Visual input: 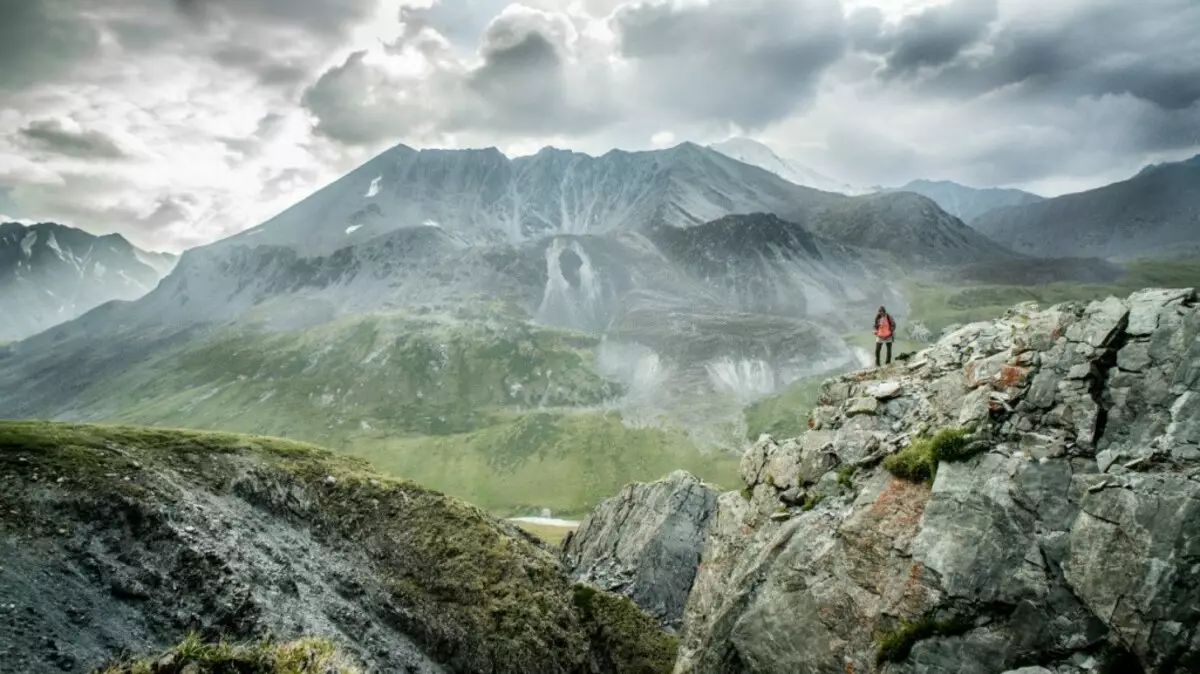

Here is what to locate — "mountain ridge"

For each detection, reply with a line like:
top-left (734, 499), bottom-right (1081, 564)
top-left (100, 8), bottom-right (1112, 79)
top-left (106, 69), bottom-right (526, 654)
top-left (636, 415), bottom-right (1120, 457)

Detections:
top-left (887, 178), bottom-right (1045, 223)
top-left (972, 155), bottom-right (1200, 259)
top-left (0, 221), bottom-right (178, 342)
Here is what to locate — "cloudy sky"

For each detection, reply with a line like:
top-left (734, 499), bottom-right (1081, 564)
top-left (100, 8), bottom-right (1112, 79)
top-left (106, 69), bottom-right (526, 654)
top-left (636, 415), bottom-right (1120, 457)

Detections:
top-left (2, 0), bottom-right (1198, 252)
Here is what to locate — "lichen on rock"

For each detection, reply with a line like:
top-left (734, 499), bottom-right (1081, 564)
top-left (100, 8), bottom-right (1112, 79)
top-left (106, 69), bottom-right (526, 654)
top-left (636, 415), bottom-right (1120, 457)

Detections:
top-left (675, 288), bottom-right (1200, 674)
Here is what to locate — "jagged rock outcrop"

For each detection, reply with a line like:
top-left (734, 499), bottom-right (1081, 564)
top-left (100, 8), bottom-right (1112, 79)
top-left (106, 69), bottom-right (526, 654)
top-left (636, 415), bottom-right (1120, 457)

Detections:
top-left (675, 288), bottom-right (1200, 674)
top-left (563, 470), bottom-right (718, 632)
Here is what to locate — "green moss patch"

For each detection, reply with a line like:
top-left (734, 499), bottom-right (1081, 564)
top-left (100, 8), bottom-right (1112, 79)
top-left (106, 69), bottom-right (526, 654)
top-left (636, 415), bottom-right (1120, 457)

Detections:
top-left (3, 421), bottom-right (678, 674)
top-left (882, 427), bottom-right (981, 484)
top-left (875, 615), bottom-right (973, 665)
top-left (95, 634), bottom-right (357, 673)
top-left (572, 584), bottom-right (677, 674)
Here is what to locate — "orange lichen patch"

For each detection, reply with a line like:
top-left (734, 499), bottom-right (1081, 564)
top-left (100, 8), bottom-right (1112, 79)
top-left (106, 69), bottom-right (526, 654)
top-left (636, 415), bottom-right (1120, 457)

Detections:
top-left (905, 562), bottom-right (924, 589)
top-left (869, 477), bottom-right (931, 525)
top-left (996, 364), bottom-right (1030, 389)
top-left (838, 478), bottom-right (933, 598)
top-left (1051, 326), bottom-right (1064, 341)
top-left (845, 662), bottom-right (855, 674)
top-left (963, 361), bottom-right (980, 387)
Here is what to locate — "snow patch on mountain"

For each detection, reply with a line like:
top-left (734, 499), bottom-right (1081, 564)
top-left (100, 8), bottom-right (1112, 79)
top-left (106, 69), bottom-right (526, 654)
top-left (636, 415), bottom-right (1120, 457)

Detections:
top-left (365, 176), bottom-right (381, 198)
top-left (20, 231), bottom-right (36, 258)
top-left (346, 225), bottom-right (363, 235)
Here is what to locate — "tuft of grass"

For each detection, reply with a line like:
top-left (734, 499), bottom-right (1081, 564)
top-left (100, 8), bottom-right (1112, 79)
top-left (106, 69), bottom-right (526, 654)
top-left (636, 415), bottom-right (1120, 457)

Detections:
top-left (572, 584), bottom-right (677, 673)
top-left (95, 633), bottom-right (358, 673)
top-left (882, 427), bottom-right (980, 484)
top-left (875, 615), bottom-right (973, 665)
top-left (836, 465), bottom-right (856, 489)
top-left (800, 492), bottom-right (824, 512)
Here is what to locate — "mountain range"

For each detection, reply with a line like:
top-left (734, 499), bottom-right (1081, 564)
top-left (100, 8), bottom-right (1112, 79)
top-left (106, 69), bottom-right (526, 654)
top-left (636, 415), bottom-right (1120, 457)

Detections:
top-left (0, 222), bottom-right (176, 343)
top-left (886, 179), bottom-right (1045, 223)
top-left (2, 140), bottom-right (1198, 516)
top-left (972, 154), bottom-right (1200, 259)
top-left (0, 142), bottom-right (1005, 513)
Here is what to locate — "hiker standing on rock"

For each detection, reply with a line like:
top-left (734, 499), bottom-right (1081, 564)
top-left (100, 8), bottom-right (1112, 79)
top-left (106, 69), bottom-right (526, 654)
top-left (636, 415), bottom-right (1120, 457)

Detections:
top-left (874, 306), bottom-right (896, 367)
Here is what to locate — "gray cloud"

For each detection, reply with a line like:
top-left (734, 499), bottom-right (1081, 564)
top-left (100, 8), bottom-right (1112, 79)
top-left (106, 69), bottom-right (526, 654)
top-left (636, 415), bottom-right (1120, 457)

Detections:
top-left (169, 0), bottom-right (377, 39)
top-left (17, 119), bottom-right (129, 160)
top-left (612, 0), bottom-right (846, 129)
top-left (3, 0), bottom-right (1199, 250)
top-left (301, 50), bottom-right (423, 146)
top-left (876, 0), bottom-right (998, 78)
top-left (878, 0), bottom-right (1200, 112)
top-left (211, 44), bottom-right (311, 87)
top-left (0, 0), bottom-right (102, 90)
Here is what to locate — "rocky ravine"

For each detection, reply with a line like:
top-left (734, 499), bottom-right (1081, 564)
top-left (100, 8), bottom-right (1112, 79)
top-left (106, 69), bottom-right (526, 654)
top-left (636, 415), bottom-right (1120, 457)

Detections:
top-left (0, 424), bottom-right (675, 674)
top-left (578, 288), bottom-right (1198, 673)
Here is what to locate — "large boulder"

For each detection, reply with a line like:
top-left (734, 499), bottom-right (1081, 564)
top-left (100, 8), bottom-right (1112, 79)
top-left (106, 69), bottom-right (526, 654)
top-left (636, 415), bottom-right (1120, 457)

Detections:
top-left (562, 470), bottom-right (718, 632)
top-left (676, 289), bottom-right (1200, 674)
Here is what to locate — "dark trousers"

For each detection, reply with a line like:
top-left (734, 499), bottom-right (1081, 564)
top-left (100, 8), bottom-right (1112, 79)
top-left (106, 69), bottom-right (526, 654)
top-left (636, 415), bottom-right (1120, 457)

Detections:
top-left (875, 341), bottom-right (892, 367)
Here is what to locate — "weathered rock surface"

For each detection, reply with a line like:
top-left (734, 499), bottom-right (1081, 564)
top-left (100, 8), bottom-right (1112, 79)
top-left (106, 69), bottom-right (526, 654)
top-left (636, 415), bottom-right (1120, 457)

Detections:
top-left (675, 289), bottom-right (1200, 674)
top-left (0, 424), bottom-right (676, 674)
top-left (562, 470), bottom-right (718, 632)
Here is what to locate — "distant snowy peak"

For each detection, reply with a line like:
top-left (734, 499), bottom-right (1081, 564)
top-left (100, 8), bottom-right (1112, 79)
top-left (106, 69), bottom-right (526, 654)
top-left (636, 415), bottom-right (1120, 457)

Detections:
top-left (708, 138), bottom-right (865, 196)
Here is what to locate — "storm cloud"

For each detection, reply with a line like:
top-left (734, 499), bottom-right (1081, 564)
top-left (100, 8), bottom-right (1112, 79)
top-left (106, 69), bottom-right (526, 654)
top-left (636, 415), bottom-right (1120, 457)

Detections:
top-left (0, 0), bottom-right (1196, 251)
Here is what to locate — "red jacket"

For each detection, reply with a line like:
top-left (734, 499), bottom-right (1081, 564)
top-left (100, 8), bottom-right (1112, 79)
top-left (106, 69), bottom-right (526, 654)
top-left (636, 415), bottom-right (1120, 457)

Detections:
top-left (874, 313), bottom-right (895, 338)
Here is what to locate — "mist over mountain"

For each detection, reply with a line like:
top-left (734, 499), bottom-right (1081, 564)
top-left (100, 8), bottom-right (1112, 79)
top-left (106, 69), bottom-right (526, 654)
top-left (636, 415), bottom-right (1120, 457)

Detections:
top-left (972, 154), bottom-right (1200, 259)
top-left (0, 141), bottom-right (1068, 515)
top-left (0, 222), bottom-right (177, 342)
top-left (708, 137), bottom-right (865, 196)
top-left (795, 191), bottom-right (1016, 265)
top-left (888, 179), bottom-right (1045, 223)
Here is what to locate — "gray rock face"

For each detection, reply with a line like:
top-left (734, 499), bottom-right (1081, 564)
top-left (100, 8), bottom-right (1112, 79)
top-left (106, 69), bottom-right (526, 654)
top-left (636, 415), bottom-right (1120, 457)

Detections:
top-left (563, 470), bottom-right (718, 632)
top-left (676, 288), bottom-right (1200, 674)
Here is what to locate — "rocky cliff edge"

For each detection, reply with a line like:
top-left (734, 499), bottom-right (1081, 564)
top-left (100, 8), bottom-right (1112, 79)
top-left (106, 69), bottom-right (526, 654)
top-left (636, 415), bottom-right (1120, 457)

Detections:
top-left (674, 288), bottom-right (1199, 674)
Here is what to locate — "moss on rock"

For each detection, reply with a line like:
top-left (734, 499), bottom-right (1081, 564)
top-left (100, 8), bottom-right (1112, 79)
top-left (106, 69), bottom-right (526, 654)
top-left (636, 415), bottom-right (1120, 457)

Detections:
top-left (95, 634), bottom-right (358, 673)
top-left (572, 584), bottom-right (678, 674)
top-left (1, 421), bottom-right (676, 674)
top-left (882, 426), bottom-right (981, 484)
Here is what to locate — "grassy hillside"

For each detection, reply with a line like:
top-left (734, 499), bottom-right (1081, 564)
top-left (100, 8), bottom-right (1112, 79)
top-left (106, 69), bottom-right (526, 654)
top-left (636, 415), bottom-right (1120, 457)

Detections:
top-left (346, 410), bottom-right (738, 517)
top-left (54, 310), bottom-right (738, 516)
top-left (909, 257), bottom-right (1200, 336)
top-left (0, 421), bottom-right (677, 673)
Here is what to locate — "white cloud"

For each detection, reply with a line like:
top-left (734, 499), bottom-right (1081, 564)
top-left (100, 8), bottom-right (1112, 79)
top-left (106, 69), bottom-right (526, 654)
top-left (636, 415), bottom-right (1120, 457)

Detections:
top-left (0, 0), bottom-right (1196, 252)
